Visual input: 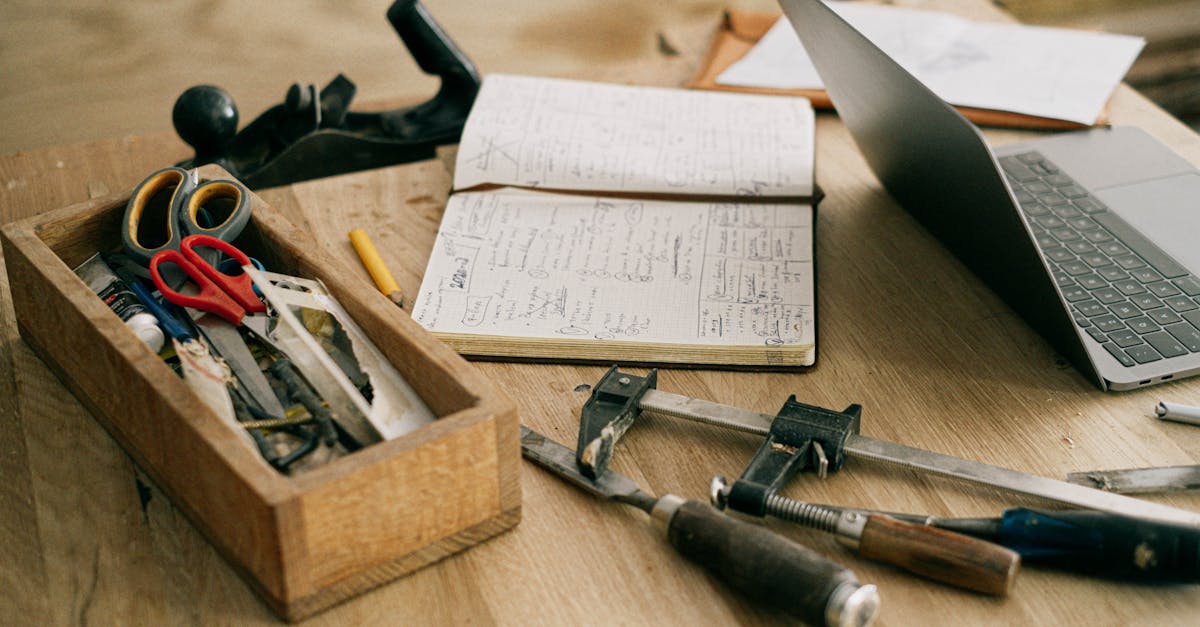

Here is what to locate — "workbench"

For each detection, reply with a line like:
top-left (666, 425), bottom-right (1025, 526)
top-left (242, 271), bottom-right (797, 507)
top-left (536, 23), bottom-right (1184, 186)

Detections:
top-left (3, 1), bottom-right (1199, 624)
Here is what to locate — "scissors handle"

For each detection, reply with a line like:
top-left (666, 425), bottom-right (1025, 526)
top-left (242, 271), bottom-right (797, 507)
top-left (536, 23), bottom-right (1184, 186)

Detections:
top-left (180, 179), bottom-right (252, 241)
top-left (180, 235), bottom-right (267, 315)
top-left (122, 167), bottom-right (194, 266)
top-left (150, 249), bottom-right (246, 324)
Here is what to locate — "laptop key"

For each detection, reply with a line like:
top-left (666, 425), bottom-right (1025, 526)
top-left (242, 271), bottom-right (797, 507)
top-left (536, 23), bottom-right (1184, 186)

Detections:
top-left (1023, 203), bottom-right (1050, 217)
top-left (1098, 241), bottom-right (1129, 256)
top-left (1077, 274), bottom-right (1106, 290)
top-left (1113, 279), bottom-right (1147, 296)
top-left (1061, 285), bottom-right (1089, 302)
top-left (1046, 174), bottom-right (1075, 187)
top-left (1164, 295), bottom-right (1198, 312)
top-left (1130, 293), bottom-right (1163, 310)
top-left (1148, 281), bottom-right (1182, 297)
top-left (1075, 300), bottom-right (1107, 317)
top-left (1035, 215), bottom-right (1067, 229)
top-left (1075, 314), bottom-right (1092, 327)
top-left (1107, 329), bottom-right (1143, 348)
top-left (1145, 331), bottom-right (1188, 358)
top-left (1000, 157), bottom-right (1039, 182)
top-left (1051, 228), bottom-right (1080, 242)
top-left (1092, 287), bottom-right (1125, 304)
top-left (1103, 342), bottom-right (1137, 366)
top-left (1114, 255), bottom-right (1146, 270)
top-left (1066, 241), bottom-right (1096, 254)
top-left (1130, 267), bottom-right (1163, 283)
top-left (1051, 205), bottom-right (1083, 219)
top-left (1165, 323), bottom-right (1200, 352)
top-left (1108, 302), bottom-right (1141, 319)
top-left (1124, 344), bottom-right (1161, 364)
top-left (1054, 272), bottom-right (1075, 288)
top-left (1059, 184), bottom-right (1088, 199)
top-left (1024, 181), bottom-right (1052, 194)
top-left (1128, 316), bottom-right (1161, 334)
top-left (1060, 260), bottom-right (1092, 276)
top-left (1097, 266), bottom-right (1129, 282)
top-left (1069, 217), bottom-right (1099, 232)
top-left (1040, 192), bottom-right (1069, 206)
top-left (1014, 189), bottom-right (1035, 204)
top-left (1086, 327), bottom-right (1108, 343)
top-left (1092, 314), bottom-right (1125, 333)
top-left (1183, 310), bottom-right (1200, 329)
top-left (1149, 308), bottom-right (1182, 326)
top-left (1082, 229), bottom-right (1113, 243)
top-left (1175, 276), bottom-right (1200, 296)
top-left (1045, 248), bottom-right (1075, 263)
top-left (1072, 197), bottom-right (1107, 214)
top-left (1091, 210), bottom-right (1190, 279)
top-left (1037, 233), bottom-right (1059, 248)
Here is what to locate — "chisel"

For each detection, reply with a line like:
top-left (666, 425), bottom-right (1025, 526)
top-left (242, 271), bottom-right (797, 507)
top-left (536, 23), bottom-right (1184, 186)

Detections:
top-left (520, 426), bottom-right (880, 627)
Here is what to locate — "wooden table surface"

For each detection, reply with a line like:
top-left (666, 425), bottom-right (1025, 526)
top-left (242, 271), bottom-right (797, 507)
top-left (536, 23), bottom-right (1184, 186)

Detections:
top-left (3, 1), bottom-right (1199, 625)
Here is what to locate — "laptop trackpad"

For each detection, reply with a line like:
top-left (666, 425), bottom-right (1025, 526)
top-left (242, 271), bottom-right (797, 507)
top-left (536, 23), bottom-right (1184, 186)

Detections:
top-left (1097, 173), bottom-right (1200, 274)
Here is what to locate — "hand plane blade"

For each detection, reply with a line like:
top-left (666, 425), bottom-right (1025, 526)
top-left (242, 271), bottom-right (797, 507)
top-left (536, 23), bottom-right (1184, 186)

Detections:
top-left (520, 426), bottom-right (653, 509)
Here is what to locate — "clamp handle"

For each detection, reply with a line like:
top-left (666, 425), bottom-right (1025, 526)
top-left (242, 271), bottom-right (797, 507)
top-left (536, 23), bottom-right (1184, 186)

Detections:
top-left (728, 398), bottom-right (861, 516)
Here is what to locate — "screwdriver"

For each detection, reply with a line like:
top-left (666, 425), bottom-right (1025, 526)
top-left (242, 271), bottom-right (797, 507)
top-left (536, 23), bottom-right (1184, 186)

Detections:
top-left (898, 507), bottom-right (1200, 581)
top-left (710, 477), bottom-right (1021, 595)
top-left (726, 493), bottom-right (1200, 582)
top-left (520, 426), bottom-right (880, 627)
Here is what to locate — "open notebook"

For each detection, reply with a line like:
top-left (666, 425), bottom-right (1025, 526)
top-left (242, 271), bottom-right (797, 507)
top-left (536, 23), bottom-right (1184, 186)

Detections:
top-left (410, 74), bottom-right (819, 368)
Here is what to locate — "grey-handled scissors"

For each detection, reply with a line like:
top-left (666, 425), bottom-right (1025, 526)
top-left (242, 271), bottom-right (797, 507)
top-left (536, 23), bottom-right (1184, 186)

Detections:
top-left (121, 166), bottom-right (252, 267)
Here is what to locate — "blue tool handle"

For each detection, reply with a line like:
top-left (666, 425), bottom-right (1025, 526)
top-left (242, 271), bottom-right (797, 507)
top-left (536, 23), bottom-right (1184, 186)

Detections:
top-left (128, 278), bottom-right (192, 341)
top-left (995, 508), bottom-right (1200, 581)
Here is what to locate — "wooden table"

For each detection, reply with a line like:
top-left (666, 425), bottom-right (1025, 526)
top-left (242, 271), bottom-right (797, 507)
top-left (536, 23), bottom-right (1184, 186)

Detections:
top-left (3, 1), bottom-right (1199, 624)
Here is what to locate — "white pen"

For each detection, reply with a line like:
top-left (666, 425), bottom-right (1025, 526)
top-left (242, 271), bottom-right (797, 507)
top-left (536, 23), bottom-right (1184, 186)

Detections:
top-left (1155, 401), bottom-right (1200, 427)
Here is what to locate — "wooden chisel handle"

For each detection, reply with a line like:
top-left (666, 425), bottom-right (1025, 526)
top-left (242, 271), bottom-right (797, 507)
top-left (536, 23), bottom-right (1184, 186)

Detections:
top-left (661, 499), bottom-right (879, 626)
top-left (855, 514), bottom-right (1020, 596)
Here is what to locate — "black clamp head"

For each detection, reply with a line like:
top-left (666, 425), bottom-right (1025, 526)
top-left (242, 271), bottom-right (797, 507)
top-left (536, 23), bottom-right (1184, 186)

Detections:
top-left (575, 366), bottom-right (657, 479)
top-left (726, 398), bottom-right (861, 517)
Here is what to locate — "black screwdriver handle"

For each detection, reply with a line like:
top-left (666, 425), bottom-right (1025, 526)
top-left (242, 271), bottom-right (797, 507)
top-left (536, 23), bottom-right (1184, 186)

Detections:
top-left (663, 499), bottom-right (878, 626)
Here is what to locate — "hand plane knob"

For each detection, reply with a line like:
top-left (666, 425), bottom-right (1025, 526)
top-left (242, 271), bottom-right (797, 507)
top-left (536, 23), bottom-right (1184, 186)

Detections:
top-left (172, 84), bottom-right (239, 163)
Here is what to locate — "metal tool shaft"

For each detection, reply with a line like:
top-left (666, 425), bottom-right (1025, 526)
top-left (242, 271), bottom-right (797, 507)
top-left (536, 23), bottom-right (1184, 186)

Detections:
top-left (639, 389), bottom-right (1200, 530)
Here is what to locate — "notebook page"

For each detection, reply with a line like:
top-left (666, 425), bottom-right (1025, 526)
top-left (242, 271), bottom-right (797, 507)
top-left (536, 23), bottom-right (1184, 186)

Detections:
top-left (453, 74), bottom-right (814, 197)
top-left (411, 189), bottom-right (815, 348)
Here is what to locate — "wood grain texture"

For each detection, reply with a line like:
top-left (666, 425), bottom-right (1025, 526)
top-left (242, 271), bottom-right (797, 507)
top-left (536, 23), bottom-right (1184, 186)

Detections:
top-left (3, 0), bottom-right (1200, 625)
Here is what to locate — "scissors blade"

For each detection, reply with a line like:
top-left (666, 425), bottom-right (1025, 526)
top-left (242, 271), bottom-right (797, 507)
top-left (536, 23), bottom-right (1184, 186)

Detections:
top-left (195, 315), bottom-right (287, 421)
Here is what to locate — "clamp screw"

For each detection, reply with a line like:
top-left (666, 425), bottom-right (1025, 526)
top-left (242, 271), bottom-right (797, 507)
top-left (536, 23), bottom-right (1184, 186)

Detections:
top-left (710, 475), bottom-right (842, 533)
top-left (618, 376), bottom-right (630, 385)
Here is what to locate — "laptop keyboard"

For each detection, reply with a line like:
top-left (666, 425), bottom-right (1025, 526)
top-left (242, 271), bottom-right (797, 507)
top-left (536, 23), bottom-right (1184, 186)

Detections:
top-left (1001, 151), bottom-right (1200, 368)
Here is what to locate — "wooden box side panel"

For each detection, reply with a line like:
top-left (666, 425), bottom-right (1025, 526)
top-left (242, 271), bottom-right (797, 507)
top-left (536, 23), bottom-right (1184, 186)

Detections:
top-left (1, 218), bottom-right (294, 601)
top-left (281, 406), bottom-right (520, 613)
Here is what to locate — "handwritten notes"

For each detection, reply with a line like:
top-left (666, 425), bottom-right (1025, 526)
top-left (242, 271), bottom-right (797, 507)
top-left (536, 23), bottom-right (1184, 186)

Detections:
top-left (411, 190), bottom-right (814, 349)
top-left (718, 4), bottom-right (1144, 125)
top-left (454, 74), bottom-right (815, 197)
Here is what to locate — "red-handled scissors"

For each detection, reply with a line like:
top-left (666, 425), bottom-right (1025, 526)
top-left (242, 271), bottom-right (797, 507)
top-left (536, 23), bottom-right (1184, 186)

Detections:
top-left (149, 234), bottom-right (266, 324)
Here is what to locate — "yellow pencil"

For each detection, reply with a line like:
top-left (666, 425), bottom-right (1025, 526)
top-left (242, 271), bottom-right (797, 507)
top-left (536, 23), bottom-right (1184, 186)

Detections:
top-left (348, 228), bottom-right (404, 308)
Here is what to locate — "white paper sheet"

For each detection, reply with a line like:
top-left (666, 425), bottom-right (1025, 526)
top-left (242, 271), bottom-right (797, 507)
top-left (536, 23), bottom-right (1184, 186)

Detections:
top-left (454, 74), bottom-right (815, 197)
top-left (717, 3), bottom-right (1144, 125)
top-left (411, 189), bottom-right (815, 348)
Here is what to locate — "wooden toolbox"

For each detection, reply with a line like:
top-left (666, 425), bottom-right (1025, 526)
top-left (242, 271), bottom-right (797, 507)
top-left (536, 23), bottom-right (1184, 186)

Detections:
top-left (0, 165), bottom-right (521, 621)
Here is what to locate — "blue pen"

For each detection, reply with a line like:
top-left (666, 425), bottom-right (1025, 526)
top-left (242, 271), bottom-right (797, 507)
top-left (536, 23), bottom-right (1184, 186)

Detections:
top-left (128, 277), bottom-right (193, 342)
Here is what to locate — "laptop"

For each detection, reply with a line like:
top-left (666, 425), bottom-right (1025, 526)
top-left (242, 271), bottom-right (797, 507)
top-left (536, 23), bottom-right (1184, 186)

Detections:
top-left (778, 0), bottom-right (1200, 390)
